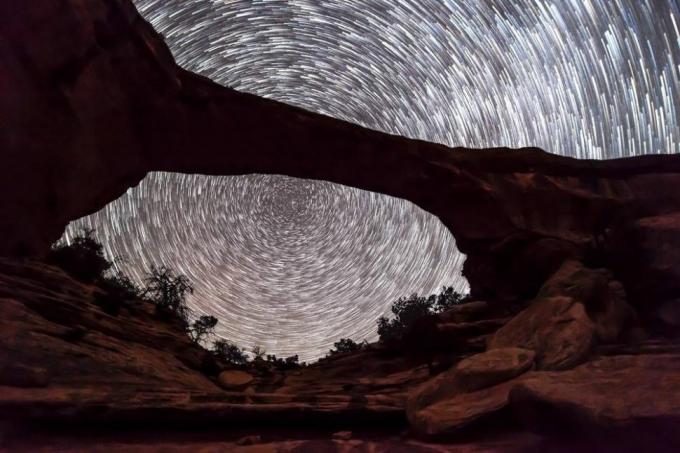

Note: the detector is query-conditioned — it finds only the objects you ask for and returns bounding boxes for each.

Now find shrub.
[213,339,248,366]
[285,355,300,367]
[433,286,468,312]
[265,354,304,370]
[48,228,112,283]
[142,265,194,322]
[328,338,366,356]
[102,271,141,299]
[251,345,266,361]
[377,287,467,343]
[377,293,432,343]
[95,271,141,315]
[189,315,218,344]
[49,229,143,315]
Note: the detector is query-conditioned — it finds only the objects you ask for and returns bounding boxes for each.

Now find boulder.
[407,348,535,424]
[236,435,262,446]
[436,318,508,340]
[537,260,610,304]
[218,370,254,391]
[454,348,535,391]
[410,350,680,440]
[488,296,594,370]
[590,280,635,343]
[538,260,635,343]
[331,431,352,440]
[409,379,519,437]
[610,212,680,310]
[436,301,490,324]
[402,316,507,361]
[509,353,680,442]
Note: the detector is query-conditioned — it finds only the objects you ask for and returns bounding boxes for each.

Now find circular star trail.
[136,0,679,157]
[66,0,679,361]
[66,174,466,362]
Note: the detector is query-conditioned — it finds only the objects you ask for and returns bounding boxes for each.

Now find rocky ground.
[2,258,680,452]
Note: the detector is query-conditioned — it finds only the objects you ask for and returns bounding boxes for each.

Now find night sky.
[65,0,680,361]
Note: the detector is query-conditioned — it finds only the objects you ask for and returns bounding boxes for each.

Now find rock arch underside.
[2,0,680,450]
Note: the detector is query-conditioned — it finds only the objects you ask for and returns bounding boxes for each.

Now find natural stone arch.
[2,0,680,305]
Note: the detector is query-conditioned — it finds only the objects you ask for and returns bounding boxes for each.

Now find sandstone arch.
[2,0,680,305]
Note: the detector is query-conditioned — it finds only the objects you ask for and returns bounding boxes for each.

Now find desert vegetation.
[326,338,368,356]
[47,228,112,283]
[49,229,467,372]
[211,340,305,370]
[212,339,249,365]
[50,229,219,342]
[142,265,194,321]
[49,229,307,371]
[377,286,468,343]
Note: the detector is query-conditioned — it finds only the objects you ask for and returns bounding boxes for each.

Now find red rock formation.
[2,0,680,311]
[0,259,430,447]
[1,259,679,450]
[3,0,680,449]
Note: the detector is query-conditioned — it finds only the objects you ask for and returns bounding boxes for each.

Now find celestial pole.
[66,0,680,361]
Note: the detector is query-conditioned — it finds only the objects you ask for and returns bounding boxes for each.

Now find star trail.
[66,0,679,361]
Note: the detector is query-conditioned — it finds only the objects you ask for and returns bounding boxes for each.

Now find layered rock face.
[2,0,680,314]
[3,259,680,451]
[0,259,436,449]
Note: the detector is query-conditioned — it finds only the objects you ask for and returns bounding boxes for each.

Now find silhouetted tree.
[251,345,266,361]
[95,270,141,315]
[48,228,112,283]
[433,286,468,312]
[49,230,144,315]
[213,339,248,366]
[327,338,367,356]
[142,265,194,322]
[189,315,218,344]
[377,293,432,343]
[265,353,304,370]
[377,287,467,343]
